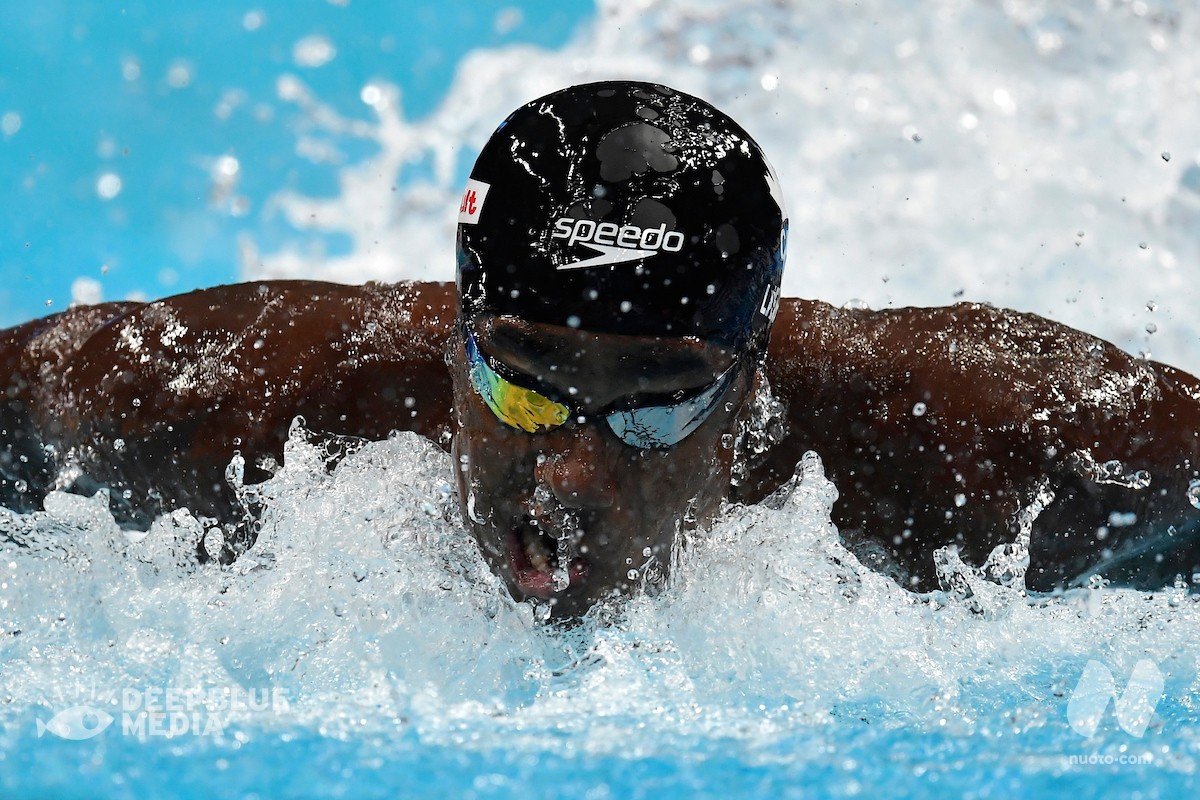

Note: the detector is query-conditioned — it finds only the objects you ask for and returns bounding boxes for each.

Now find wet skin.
[3,280,1200,610]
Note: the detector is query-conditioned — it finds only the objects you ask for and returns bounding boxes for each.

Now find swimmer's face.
[449,315,752,618]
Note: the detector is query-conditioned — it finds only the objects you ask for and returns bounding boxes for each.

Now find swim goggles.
[465,333,738,449]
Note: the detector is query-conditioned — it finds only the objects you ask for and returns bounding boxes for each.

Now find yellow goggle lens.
[467,335,570,433]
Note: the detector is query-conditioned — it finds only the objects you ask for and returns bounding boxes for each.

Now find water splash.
[1187,479,1200,510]
[3,425,1200,789]
[1070,449,1153,490]
[730,370,787,488]
[247,0,1200,375]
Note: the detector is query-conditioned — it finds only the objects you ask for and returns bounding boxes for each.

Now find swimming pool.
[3,0,1200,797]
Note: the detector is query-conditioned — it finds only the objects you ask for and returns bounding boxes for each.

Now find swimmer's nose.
[536,426,615,509]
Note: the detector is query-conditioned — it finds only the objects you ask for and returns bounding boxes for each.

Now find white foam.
[2,426,1197,761]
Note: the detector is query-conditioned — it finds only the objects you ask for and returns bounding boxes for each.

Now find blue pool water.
[0,0,585,324]
[4,0,1200,797]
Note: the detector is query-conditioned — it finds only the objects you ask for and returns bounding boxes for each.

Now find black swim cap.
[456,81,787,357]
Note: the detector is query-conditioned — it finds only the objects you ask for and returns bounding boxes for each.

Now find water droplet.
[912,402,927,417]
[360,84,384,108]
[96,172,122,200]
[720,433,734,449]
[166,60,193,89]
[619,301,632,313]
[1108,511,1138,527]
[242,10,265,31]
[1146,322,1158,334]
[1139,241,1149,250]
[1162,152,1172,162]
[0,112,21,137]
[954,493,966,507]
[1147,300,1158,312]
[292,35,336,68]
[1187,479,1200,509]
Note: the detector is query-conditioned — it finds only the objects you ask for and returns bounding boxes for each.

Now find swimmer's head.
[456,80,788,360]
[451,82,787,617]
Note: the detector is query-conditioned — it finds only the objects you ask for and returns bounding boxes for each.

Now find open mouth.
[506,524,589,598]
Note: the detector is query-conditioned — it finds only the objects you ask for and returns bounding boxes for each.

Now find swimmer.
[3,81,1200,616]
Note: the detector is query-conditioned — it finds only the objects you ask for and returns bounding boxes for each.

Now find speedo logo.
[552,217,685,270]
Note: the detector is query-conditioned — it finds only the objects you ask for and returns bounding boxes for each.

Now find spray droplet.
[912,402,927,417]
[1146,322,1158,334]
[1188,479,1200,509]
[96,172,122,200]
[1162,152,1171,162]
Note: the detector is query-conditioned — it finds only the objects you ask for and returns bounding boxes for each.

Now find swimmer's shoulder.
[124,279,457,334]
[64,280,458,363]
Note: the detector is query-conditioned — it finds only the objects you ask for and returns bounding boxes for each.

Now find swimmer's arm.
[0,302,144,507]
[751,299,1200,590]
[11,280,458,532]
